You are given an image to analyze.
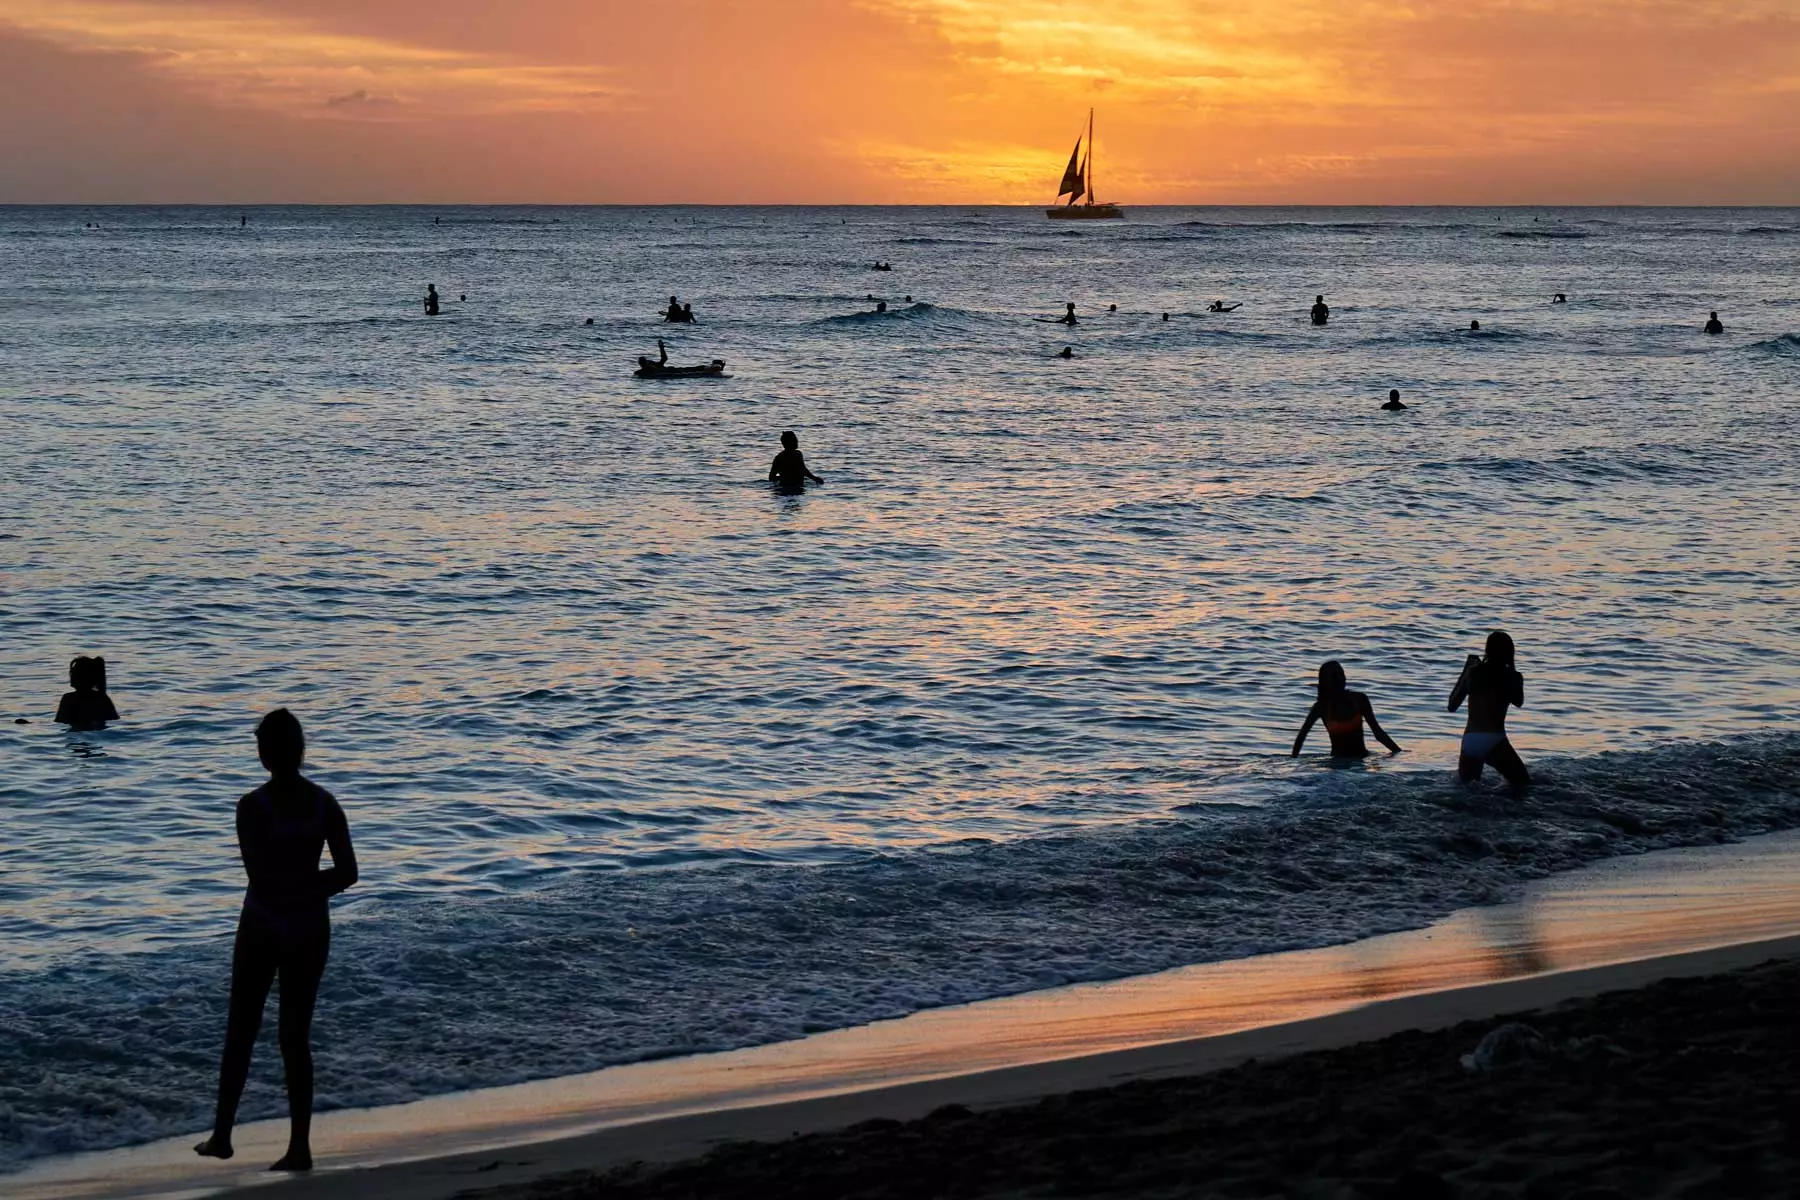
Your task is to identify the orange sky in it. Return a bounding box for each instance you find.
[2,0,1797,203]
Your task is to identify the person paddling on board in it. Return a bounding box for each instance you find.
[1381,389,1406,411]
[1058,302,1078,326]
[423,284,440,316]
[1704,311,1724,335]
[1310,295,1330,326]
[1291,661,1402,758]
[1449,630,1530,788]
[1057,346,1074,359]
[637,339,669,372]
[1208,300,1241,313]
[768,431,824,491]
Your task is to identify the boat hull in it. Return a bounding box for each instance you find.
[1046,204,1123,220]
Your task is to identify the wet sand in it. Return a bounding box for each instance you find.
[481,953,1800,1199]
[14,833,1800,1200]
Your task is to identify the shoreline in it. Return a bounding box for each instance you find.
[14,829,1800,1200]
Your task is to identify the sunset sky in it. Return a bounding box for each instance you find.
[3,0,1797,203]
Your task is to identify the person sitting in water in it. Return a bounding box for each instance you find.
[1310,295,1330,325]
[875,301,887,313]
[1162,312,1170,321]
[423,284,440,316]
[1057,346,1074,359]
[1108,303,1117,312]
[664,296,682,321]
[1704,311,1724,335]
[1449,630,1530,788]
[55,655,120,730]
[1291,660,1402,758]
[637,339,670,371]
[768,431,824,490]
[1469,320,1482,331]
[1552,293,1567,304]
[1381,389,1406,411]
[1058,302,1078,326]
[681,303,696,323]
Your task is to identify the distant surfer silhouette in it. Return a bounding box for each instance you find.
[1470,320,1482,331]
[1552,293,1567,304]
[1207,300,1240,313]
[875,301,887,313]
[1704,311,1724,335]
[55,656,119,730]
[1057,346,1074,359]
[1058,303,1078,326]
[1290,661,1402,758]
[1310,295,1330,326]
[423,285,440,316]
[195,709,358,1173]
[1449,631,1530,788]
[1381,389,1406,411]
[769,431,824,491]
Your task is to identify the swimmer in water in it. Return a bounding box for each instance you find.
[1108,303,1117,312]
[1290,661,1402,758]
[768,431,824,490]
[195,709,358,1172]
[875,301,887,313]
[55,655,120,730]
[422,284,440,316]
[637,339,670,371]
[1703,311,1724,335]
[1469,320,1482,331]
[1381,389,1406,411]
[664,296,682,321]
[1449,631,1530,788]
[1310,295,1330,326]
[1162,312,1170,321]
[1552,293,1567,304]
[1058,302,1078,326]
[1057,346,1074,358]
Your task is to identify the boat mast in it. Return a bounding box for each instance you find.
[1086,109,1095,207]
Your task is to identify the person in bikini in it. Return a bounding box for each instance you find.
[1449,630,1529,787]
[1290,660,1402,758]
[196,709,358,1172]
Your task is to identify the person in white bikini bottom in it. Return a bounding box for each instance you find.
[1448,630,1530,787]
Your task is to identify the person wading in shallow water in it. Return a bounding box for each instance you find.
[196,709,358,1172]
[1290,660,1402,758]
[768,430,824,492]
[55,655,120,730]
[1449,630,1530,787]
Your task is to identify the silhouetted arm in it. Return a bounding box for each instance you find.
[1359,694,1402,754]
[768,456,781,483]
[1448,655,1478,712]
[1509,671,1525,710]
[319,799,358,899]
[1290,703,1320,757]
[801,454,823,484]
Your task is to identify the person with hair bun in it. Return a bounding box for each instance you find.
[1449,630,1530,787]
[1290,660,1402,758]
[196,709,358,1172]
[55,655,120,730]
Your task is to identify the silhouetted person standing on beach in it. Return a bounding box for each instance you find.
[196,709,358,1172]
[1310,295,1330,326]
[55,655,119,730]
[423,284,440,316]
[1704,311,1724,335]
[1291,660,1401,758]
[769,430,823,491]
[1449,631,1530,787]
[1381,389,1406,411]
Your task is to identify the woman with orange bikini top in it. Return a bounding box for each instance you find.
[1291,660,1403,758]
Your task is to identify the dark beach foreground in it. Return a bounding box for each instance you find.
[477,958,1799,1200]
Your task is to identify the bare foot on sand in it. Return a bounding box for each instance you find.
[270,1149,313,1172]
[194,1137,234,1160]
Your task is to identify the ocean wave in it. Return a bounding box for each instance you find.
[3,733,1796,1171]
[818,301,966,327]
[1745,333,1800,356]
[1496,228,1587,240]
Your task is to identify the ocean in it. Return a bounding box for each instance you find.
[2,205,1798,1168]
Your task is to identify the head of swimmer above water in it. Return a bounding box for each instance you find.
[1316,660,1347,705]
[780,431,800,451]
[257,707,305,777]
[68,655,108,692]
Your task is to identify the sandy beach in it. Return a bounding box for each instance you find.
[483,952,1800,1200]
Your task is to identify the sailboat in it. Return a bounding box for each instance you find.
[1046,110,1123,220]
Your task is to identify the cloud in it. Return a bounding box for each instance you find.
[0,0,628,117]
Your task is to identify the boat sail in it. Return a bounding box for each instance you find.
[1047,110,1122,220]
